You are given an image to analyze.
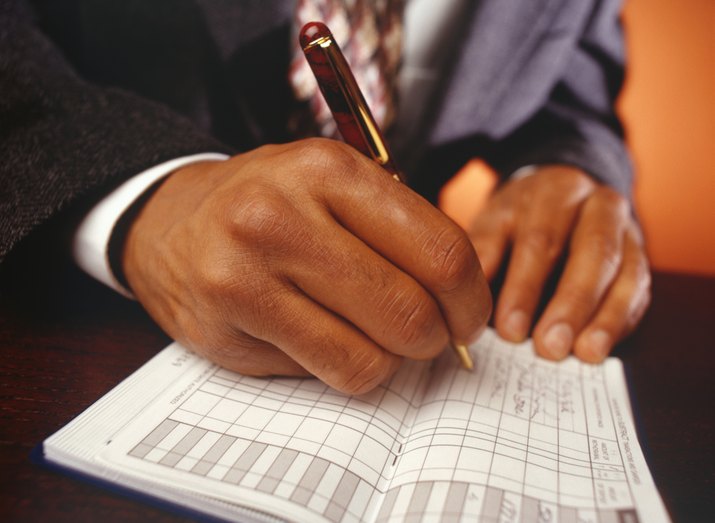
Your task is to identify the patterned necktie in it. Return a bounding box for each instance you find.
[289,0,405,138]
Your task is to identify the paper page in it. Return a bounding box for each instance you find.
[91,345,431,523]
[44,329,670,523]
[376,330,670,523]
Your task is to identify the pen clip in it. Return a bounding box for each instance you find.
[300,22,404,182]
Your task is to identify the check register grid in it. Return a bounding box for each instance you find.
[126,337,641,523]
[127,360,428,522]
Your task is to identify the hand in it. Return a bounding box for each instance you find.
[468,165,651,362]
[123,138,491,393]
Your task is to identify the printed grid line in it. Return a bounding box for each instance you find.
[519,354,537,515]
[132,421,375,521]
[482,337,512,520]
[450,333,491,487]
[379,340,639,522]
[125,337,642,523]
[127,363,433,522]
[601,364,638,514]
[169,369,409,480]
[556,358,562,513]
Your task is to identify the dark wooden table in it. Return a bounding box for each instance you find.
[1,261,713,522]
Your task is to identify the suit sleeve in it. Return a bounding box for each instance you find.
[485,0,633,198]
[0,0,234,262]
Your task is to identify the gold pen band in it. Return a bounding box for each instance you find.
[303,34,399,179]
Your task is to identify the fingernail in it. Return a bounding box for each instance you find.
[503,310,529,341]
[586,329,611,360]
[542,322,573,359]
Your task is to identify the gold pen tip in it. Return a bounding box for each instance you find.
[453,343,474,371]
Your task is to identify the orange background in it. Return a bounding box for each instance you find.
[441,0,715,276]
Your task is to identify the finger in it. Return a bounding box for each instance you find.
[191,331,312,377]
[468,201,513,281]
[308,141,491,346]
[140,270,314,378]
[573,224,651,362]
[285,212,451,361]
[220,174,451,360]
[532,187,630,360]
[243,284,403,395]
[493,181,590,343]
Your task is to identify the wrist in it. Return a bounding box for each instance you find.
[122,160,226,295]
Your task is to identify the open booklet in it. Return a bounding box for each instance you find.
[42,328,670,523]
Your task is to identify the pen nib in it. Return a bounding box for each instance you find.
[452,343,474,371]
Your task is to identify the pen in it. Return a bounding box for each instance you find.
[299,21,474,371]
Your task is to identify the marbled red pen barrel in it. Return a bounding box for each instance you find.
[299,21,403,181]
[299,22,474,371]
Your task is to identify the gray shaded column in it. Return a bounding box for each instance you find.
[129,419,179,458]
[376,487,400,522]
[324,471,360,522]
[223,441,267,484]
[191,434,237,476]
[159,426,207,467]
[290,457,330,505]
[405,481,433,523]
[479,486,503,521]
[257,448,299,493]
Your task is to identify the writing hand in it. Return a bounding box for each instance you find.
[123,139,491,393]
[468,165,650,362]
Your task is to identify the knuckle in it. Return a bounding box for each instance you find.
[628,255,652,296]
[295,137,357,175]
[194,247,274,307]
[291,138,376,196]
[639,285,652,315]
[587,233,622,278]
[553,166,596,191]
[196,271,289,343]
[633,249,652,284]
[173,310,247,366]
[521,228,562,263]
[424,228,477,293]
[334,352,391,395]
[195,332,268,375]
[252,142,281,156]
[202,336,251,369]
[196,257,238,296]
[596,186,630,216]
[206,332,284,376]
[247,285,294,338]
[380,287,440,350]
[626,258,652,327]
[227,189,295,246]
[640,267,652,295]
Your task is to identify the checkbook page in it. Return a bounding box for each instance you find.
[44,329,670,523]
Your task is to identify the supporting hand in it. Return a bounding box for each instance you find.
[468,165,650,362]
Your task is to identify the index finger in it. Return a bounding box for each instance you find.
[308,141,492,347]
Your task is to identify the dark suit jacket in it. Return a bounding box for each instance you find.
[0,0,631,263]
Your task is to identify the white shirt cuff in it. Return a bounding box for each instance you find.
[72,153,230,297]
